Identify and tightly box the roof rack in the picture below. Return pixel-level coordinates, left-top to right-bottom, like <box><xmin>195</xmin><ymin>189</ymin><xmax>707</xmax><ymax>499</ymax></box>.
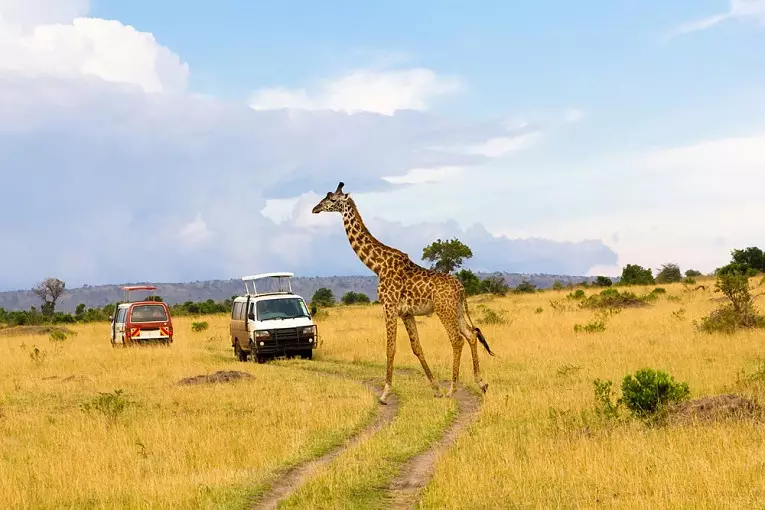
<box><xmin>120</xmin><ymin>285</ymin><xmax>157</xmax><ymax>303</ymax></box>
<box><xmin>241</xmin><ymin>272</ymin><xmax>294</xmax><ymax>296</ymax></box>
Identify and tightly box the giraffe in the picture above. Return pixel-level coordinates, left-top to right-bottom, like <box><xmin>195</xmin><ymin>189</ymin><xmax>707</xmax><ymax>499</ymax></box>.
<box><xmin>311</xmin><ymin>182</ymin><xmax>495</xmax><ymax>405</ymax></box>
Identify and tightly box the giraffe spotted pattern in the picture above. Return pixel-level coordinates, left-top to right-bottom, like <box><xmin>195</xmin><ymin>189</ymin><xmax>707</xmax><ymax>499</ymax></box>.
<box><xmin>312</xmin><ymin>182</ymin><xmax>495</xmax><ymax>404</ymax></box>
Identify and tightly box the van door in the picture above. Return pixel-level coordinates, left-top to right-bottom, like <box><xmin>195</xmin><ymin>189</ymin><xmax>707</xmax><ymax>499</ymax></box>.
<box><xmin>115</xmin><ymin>307</ymin><xmax>127</xmax><ymax>343</ymax></box>
<box><xmin>229</xmin><ymin>301</ymin><xmax>242</xmax><ymax>346</ymax></box>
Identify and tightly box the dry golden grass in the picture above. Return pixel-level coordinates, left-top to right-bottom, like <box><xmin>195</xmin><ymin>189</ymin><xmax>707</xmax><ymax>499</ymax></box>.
<box><xmin>3</xmin><ymin>278</ymin><xmax>765</xmax><ymax>508</ymax></box>
<box><xmin>0</xmin><ymin>317</ymin><xmax>373</xmax><ymax>509</ymax></box>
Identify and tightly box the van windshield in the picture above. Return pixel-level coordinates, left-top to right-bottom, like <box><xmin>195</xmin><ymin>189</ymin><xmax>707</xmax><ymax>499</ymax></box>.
<box><xmin>130</xmin><ymin>304</ymin><xmax>168</xmax><ymax>323</ymax></box>
<box><xmin>256</xmin><ymin>298</ymin><xmax>309</xmax><ymax>321</ymax></box>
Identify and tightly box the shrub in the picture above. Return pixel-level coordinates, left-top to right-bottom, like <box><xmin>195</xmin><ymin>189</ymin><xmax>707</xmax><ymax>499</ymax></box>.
<box><xmin>481</xmin><ymin>275</ymin><xmax>510</xmax><ymax>296</ymax></box>
<box><xmin>580</xmin><ymin>288</ymin><xmax>648</xmax><ymax>309</ymax></box>
<box><xmin>191</xmin><ymin>321</ymin><xmax>209</xmax><ymax>332</ymax></box>
<box><xmin>655</xmin><ymin>263</ymin><xmax>683</xmax><ymax>284</ymax></box>
<box><xmin>620</xmin><ymin>368</ymin><xmax>690</xmax><ymax>418</ymax></box>
<box><xmin>683</xmin><ymin>276</ymin><xmax>697</xmax><ymax>285</ymax></box>
<box><xmin>49</xmin><ymin>330</ymin><xmax>68</xmax><ymax>341</ymax></box>
<box><xmin>455</xmin><ymin>269</ymin><xmax>482</xmax><ymax>296</ymax></box>
<box><xmin>574</xmin><ymin>319</ymin><xmax>606</xmax><ymax>333</ymax></box>
<box><xmin>81</xmin><ymin>389</ymin><xmax>133</xmax><ymax>420</ymax></box>
<box><xmin>593</xmin><ymin>379</ymin><xmax>621</xmax><ymax>419</ymax></box>
<box><xmin>685</xmin><ymin>269</ymin><xmax>702</xmax><ymax>277</ymax></box>
<box><xmin>513</xmin><ymin>280</ymin><xmax>537</xmax><ymax>294</ymax></box>
<box><xmin>567</xmin><ymin>289</ymin><xmax>586</xmax><ymax>301</ymax></box>
<box><xmin>697</xmin><ymin>273</ymin><xmax>765</xmax><ymax>334</ymax></box>
<box><xmin>619</xmin><ymin>264</ymin><xmax>655</xmax><ymax>285</ymax></box>
<box><xmin>341</xmin><ymin>291</ymin><xmax>371</xmax><ymax>305</ymax></box>
<box><xmin>594</xmin><ymin>276</ymin><xmax>613</xmax><ymax>287</ymax></box>
<box><xmin>311</xmin><ymin>288</ymin><xmax>335</xmax><ymax>307</ymax></box>
<box><xmin>552</xmin><ymin>280</ymin><xmax>565</xmax><ymax>291</ymax></box>
<box><xmin>534</xmin><ymin>307</ymin><xmax>543</xmax><ymax>314</ymax></box>
<box><xmin>475</xmin><ymin>305</ymin><xmax>508</xmax><ymax>325</ymax></box>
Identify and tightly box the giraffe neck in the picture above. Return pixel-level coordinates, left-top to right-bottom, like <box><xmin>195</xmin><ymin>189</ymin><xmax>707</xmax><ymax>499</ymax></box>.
<box><xmin>341</xmin><ymin>198</ymin><xmax>397</xmax><ymax>275</ymax></box>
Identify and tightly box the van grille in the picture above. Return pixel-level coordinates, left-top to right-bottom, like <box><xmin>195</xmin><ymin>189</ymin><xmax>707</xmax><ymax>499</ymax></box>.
<box><xmin>272</xmin><ymin>327</ymin><xmax>299</xmax><ymax>344</ymax></box>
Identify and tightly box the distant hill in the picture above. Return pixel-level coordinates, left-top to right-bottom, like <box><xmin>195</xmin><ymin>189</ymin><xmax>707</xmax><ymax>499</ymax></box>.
<box><xmin>0</xmin><ymin>273</ymin><xmax>603</xmax><ymax>313</ymax></box>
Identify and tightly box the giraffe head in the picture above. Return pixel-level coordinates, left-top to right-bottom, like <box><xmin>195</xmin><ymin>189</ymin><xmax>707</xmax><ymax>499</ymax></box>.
<box><xmin>311</xmin><ymin>181</ymin><xmax>349</xmax><ymax>214</ymax></box>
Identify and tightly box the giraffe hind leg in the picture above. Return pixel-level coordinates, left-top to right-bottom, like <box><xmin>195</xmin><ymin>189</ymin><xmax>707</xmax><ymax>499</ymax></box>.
<box><xmin>459</xmin><ymin>318</ymin><xmax>489</xmax><ymax>393</ymax></box>
<box><xmin>402</xmin><ymin>314</ymin><xmax>443</xmax><ymax>397</ymax></box>
<box><xmin>435</xmin><ymin>306</ymin><xmax>465</xmax><ymax>398</ymax></box>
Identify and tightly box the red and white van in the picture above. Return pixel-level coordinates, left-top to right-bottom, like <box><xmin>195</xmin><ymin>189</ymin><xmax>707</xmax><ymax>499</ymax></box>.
<box><xmin>110</xmin><ymin>285</ymin><xmax>174</xmax><ymax>347</ymax></box>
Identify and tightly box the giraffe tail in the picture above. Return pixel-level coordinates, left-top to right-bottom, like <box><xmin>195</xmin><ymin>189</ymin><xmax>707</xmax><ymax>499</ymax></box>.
<box><xmin>462</xmin><ymin>293</ymin><xmax>495</xmax><ymax>357</ymax></box>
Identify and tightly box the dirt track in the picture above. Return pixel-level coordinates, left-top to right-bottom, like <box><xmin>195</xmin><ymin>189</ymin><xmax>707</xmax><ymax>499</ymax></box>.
<box><xmin>385</xmin><ymin>385</ymin><xmax>480</xmax><ymax>509</ymax></box>
<box><xmin>249</xmin><ymin>381</ymin><xmax>399</xmax><ymax>510</ymax></box>
<box><xmin>249</xmin><ymin>367</ymin><xmax>482</xmax><ymax>510</ymax></box>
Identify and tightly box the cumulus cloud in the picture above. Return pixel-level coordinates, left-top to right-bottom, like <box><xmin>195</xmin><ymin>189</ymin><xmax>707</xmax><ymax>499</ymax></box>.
<box><xmin>0</xmin><ymin>0</ymin><xmax>188</xmax><ymax>93</ymax></box>
<box><xmin>248</xmin><ymin>68</ymin><xmax>462</xmax><ymax>115</ymax></box>
<box><xmin>0</xmin><ymin>0</ymin><xmax>89</xmax><ymax>27</ymax></box>
<box><xmin>0</xmin><ymin>0</ymin><xmax>616</xmax><ymax>291</ymax></box>
<box><xmin>0</xmin><ymin>74</ymin><xmax>615</xmax><ymax>290</ymax></box>
<box><xmin>666</xmin><ymin>0</ymin><xmax>765</xmax><ymax>39</ymax></box>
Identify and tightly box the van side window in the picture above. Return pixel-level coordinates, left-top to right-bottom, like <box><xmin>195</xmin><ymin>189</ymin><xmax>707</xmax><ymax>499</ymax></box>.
<box><xmin>232</xmin><ymin>302</ymin><xmax>241</xmax><ymax>319</ymax></box>
<box><xmin>237</xmin><ymin>303</ymin><xmax>245</xmax><ymax>321</ymax></box>
<box><xmin>117</xmin><ymin>308</ymin><xmax>127</xmax><ymax>323</ymax></box>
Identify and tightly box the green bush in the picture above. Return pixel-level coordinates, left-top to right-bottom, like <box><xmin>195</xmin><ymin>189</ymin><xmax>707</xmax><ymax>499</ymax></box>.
<box><xmin>580</xmin><ymin>288</ymin><xmax>648</xmax><ymax>309</ymax></box>
<box><xmin>513</xmin><ymin>280</ymin><xmax>537</xmax><ymax>294</ymax></box>
<box><xmin>619</xmin><ymin>264</ymin><xmax>655</xmax><ymax>285</ymax></box>
<box><xmin>594</xmin><ymin>276</ymin><xmax>613</xmax><ymax>287</ymax></box>
<box><xmin>341</xmin><ymin>291</ymin><xmax>371</xmax><ymax>305</ymax></box>
<box><xmin>620</xmin><ymin>368</ymin><xmax>690</xmax><ymax>418</ymax></box>
<box><xmin>311</xmin><ymin>287</ymin><xmax>335</xmax><ymax>307</ymax></box>
<box><xmin>567</xmin><ymin>289</ymin><xmax>586</xmax><ymax>301</ymax></box>
<box><xmin>475</xmin><ymin>305</ymin><xmax>508</xmax><ymax>325</ymax></box>
<box><xmin>697</xmin><ymin>273</ymin><xmax>765</xmax><ymax>334</ymax></box>
<box><xmin>191</xmin><ymin>321</ymin><xmax>209</xmax><ymax>332</ymax></box>
<box><xmin>655</xmin><ymin>263</ymin><xmax>683</xmax><ymax>284</ymax></box>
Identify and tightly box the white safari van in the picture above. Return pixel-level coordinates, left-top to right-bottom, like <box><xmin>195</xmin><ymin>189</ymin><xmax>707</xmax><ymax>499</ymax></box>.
<box><xmin>229</xmin><ymin>272</ymin><xmax>318</xmax><ymax>363</ymax></box>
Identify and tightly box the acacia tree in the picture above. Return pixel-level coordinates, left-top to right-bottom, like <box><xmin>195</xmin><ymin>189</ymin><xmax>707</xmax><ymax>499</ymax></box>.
<box><xmin>656</xmin><ymin>263</ymin><xmax>683</xmax><ymax>284</ymax></box>
<box><xmin>422</xmin><ymin>238</ymin><xmax>473</xmax><ymax>273</ymax></box>
<box><xmin>32</xmin><ymin>277</ymin><xmax>66</xmax><ymax>316</ymax></box>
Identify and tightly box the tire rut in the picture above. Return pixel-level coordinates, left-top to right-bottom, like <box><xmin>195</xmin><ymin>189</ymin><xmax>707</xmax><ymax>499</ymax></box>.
<box><xmin>249</xmin><ymin>380</ymin><xmax>399</xmax><ymax>510</ymax></box>
<box><xmin>385</xmin><ymin>384</ymin><xmax>481</xmax><ymax>509</ymax></box>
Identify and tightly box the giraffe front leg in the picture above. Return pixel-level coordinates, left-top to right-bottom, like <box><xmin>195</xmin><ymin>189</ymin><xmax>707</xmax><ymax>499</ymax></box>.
<box><xmin>402</xmin><ymin>314</ymin><xmax>442</xmax><ymax>398</ymax></box>
<box><xmin>378</xmin><ymin>307</ymin><xmax>398</xmax><ymax>405</ymax></box>
<box><xmin>446</xmin><ymin>336</ymin><xmax>464</xmax><ymax>398</ymax></box>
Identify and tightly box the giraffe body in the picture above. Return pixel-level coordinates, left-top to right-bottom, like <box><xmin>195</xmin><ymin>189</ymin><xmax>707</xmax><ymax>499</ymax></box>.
<box><xmin>312</xmin><ymin>182</ymin><xmax>494</xmax><ymax>404</ymax></box>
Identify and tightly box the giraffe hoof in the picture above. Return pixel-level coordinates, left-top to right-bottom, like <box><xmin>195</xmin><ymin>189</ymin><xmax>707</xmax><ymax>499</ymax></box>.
<box><xmin>480</xmin><ymin>382</ymin><xmax>489</xmax><ymax>394</ymax></box>
<box><xmin>378</xmin><ymin>397</ymin><xmax>388</xmax><ymax>405</ymax></box>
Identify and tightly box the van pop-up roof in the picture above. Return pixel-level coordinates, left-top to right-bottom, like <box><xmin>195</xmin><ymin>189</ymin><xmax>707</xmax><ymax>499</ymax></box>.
<box><xmin>240</xmin><ymin>272</ymin><xmax>294</xmax><ymax>297</ymax></box>
<box><xmin>120</xmin><ymin>285</ymin><xmax>158</xmax><ymax>303</ymax></box>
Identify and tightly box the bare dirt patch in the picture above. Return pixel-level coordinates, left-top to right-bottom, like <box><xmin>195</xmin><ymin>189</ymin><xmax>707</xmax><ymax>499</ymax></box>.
<box><xmin>250</xmin><ymin>381</ymin><xmax>399</xmax><ymax>510</ymax></box>
<box><xmin>177</xmin><ymin>370</ymin><xmax>254</xmax><ymax>386</ymax></box>
<box><xmin>667</xmin><ymin>393</ymin><xmax>761</xmax><ymax>425</ymax></box>
<box><xmin>385</xmin><ymin>384</ymin><xmax>481</xmax><ymax>509</ymax></box>
<box><xmin>0</xmin><ymin>325</ymin><xmax>75</xmax><ymax>337</ymax></box>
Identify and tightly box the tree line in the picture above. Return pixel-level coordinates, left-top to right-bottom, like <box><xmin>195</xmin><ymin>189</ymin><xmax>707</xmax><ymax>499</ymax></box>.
<box><xmin>4</xmin><ymin>243</ymin><xmax>763</xmax><ymax>326</ymax></box>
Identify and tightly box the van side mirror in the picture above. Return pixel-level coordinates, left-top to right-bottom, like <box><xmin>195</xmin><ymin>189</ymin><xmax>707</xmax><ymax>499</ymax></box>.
<box><xmin>310</xmin><ymin>305</ymin><xmax>317</xmax><ymax>315</ymax></box>
<box><xmin>248</xmin><ymin>312</ymin><xmax>255</xmax><ymax>321</ymax></box>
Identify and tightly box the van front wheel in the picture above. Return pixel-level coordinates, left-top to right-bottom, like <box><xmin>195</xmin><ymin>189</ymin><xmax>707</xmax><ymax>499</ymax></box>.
<box><xmin>234</xmin><ymin>342</ymin><xmax>248</xmax><ymax>362</ymax></box>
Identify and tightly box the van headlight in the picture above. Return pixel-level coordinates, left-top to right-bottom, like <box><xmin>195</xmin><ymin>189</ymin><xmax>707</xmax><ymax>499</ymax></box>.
<box><xmin>300</xmin><ymin>326</ymin><xmax>315</xmax><ymax>336</ymax></box>
<box><xmin>255</xmin><ymin>330</ymin><xmax>270</xmax><ymax>339</ymax></box>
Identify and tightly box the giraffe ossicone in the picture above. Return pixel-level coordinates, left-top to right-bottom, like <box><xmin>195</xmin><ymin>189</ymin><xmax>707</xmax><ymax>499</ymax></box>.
<box><xmin>311</xmin><ymin>181</ymin><xmax>494</xmax><ymax>404</ymax></box>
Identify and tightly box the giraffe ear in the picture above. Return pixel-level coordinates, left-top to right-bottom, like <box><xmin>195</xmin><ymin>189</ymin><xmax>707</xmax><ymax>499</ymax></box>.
<box><xmin>335</xmin><ymin>181</ymin><xmax>345</xmax><ymax>195</ymax></box>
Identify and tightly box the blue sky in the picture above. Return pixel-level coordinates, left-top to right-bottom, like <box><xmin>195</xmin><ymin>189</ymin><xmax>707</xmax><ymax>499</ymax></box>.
<box><xmin>0</xmin><ymin>0</ymin><xmax>764</xmax><ymax>290</ymax></box>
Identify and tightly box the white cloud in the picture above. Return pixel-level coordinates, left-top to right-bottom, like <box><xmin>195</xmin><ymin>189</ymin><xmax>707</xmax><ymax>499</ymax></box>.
<box><xmin>178</xmin><ymin>214</ymin><xmax>212</xmax><ymax>245</ymax></box>
<box><xmin>248</xmin><ymin>67</ymin><xmax>462</xmax><ymax>115</ymax></box>
<box><xmin>382</xmin><ymin>166</ymin><xmax>464</xmax><ymax>185</ymax></box>
<box><xmin>0</xmin><ymin>0</ymin><xmax>89</xmax><ymax>27</ymax></box>
<box><xmin>666</xmin><ymin>0</ymin><xmax>765</xmax><ymax>39</ymax></box>
<box><xmin>461</xmin><ymin>132</ymin><xmax>541</xmax><ymax>157</ymax></box>
<box><xmin>0</xmin><ymin>1</ymin><xmax>188</xmax><ymax>93</ymax></box>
